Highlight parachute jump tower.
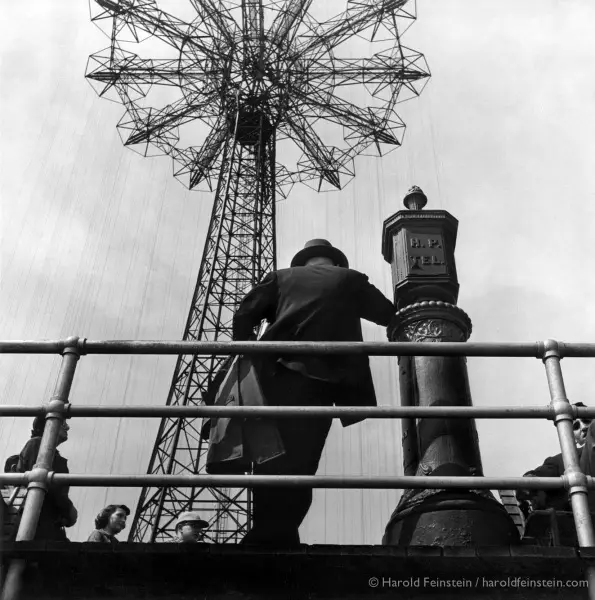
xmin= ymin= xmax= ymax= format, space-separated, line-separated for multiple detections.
xmin=86 ymin=0 xmax=429 ymax=543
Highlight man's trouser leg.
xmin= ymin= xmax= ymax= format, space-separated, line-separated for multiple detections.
xmin=243 ymin=366 xmax=334 ymax=545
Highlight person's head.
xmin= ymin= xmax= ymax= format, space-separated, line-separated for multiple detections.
xmin=94 ymin=504 xmax=130 ymax=535
xmin=4 ymin=455 xmax=19 ymax=473
xmin=290 ymin=239 xmax=349 ymax=269
xmin=31 ymin=416 xmax=70 ymax=445
xmin=174 ymin=511 xmax=208 ymax=543
xmin=31 ymin=416 xmax=45 ymax=438
xmin=57 ymin=420 xmax=70 ymax=445
xmin=573 ymin=402 xmax=591 ymax=447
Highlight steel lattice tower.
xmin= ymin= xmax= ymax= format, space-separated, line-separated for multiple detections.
xmin=86 ymin=0 xmax=429 ymax=542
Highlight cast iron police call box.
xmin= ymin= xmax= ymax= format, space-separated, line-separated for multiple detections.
xmin=382 ymin=186 xmax=459 ymax=310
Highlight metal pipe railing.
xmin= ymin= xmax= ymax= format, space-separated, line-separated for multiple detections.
xmin=2 ymin=404 xmax=595 ymax=419
xmin=4 ymin=338 xmax=595 ymax=357
xmin=0 ymin=472 xmax=584 ymax=490
xmin=2 ymin=336 xmax=595 ymax=600
xmin=3 ymin=338 xmax=595 ymax=357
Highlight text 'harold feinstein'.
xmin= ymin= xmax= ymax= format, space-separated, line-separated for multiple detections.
xmin=367 ymin=577 xmax=587 ymax=589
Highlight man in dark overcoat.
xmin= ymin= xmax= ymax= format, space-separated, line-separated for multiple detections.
xmin=16 ymin=416 xmax=78 ymax=540
xmin=232 ymin=239 xmax=395 ymax=546
xmin=517 ymin=402 xmax=595 ymax=513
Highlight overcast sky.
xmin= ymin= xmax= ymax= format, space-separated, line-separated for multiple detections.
xmin=2 ymin=0 xmax=595 ymax=544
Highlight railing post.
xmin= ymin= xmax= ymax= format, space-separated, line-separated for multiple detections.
xmin=1 ymin=337 xmax=80 ymax=600
xmin=542 ymin=338 xmax=595 ymax=595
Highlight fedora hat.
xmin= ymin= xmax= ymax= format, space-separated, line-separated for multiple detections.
xmin=290 ymin=239 xmax=349 ymax=268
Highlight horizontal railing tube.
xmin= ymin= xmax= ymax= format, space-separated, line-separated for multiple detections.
xmin=0 ymin=472 xmax=590 ymax=490
xmin=81 ymin=340 xmax=547 ymax=356
xmin=0 ymin=341 xmax=73 ymax=354
xmin=3 ymin=405 xmax=595 ymax=419
xmin=0 ymin=339 xmax=545 ymax=356
xmin=2 ymin=405 xmax=592 ymax=419
xmin=2 ymin=338 xmax=595 ymax=357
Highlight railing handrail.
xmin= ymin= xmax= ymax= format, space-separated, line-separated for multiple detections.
xmin=0 ymin=404 xmax=594 ymax=419
xmin=2 ymin=338 xmax=595 ymax=357
xmin=0 ymin=472 xmax=587 ymax=490
xmin=3 ymin=335 xmax=595 ymax=600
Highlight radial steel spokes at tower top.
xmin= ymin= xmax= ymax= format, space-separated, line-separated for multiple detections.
xmin=86 ymin=0 xmax=429 ymax=194
xmin=85 ymin=0 xmax=428 ymax=544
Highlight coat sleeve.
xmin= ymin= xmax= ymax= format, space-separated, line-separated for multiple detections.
xmin=51 ymin=481 xmax=77 ymax=526
xmin=524 ymin=455 xmax=564 ymax=478
xmin=516 ymin=455 xmax=563 ymax=503
xmin=355 ymin=273 xmax=395 ymax=327
xmin=17 ymin=438 xmax=76 ymax=525
xmin=232 ymin=272 xmax=278 ymax=341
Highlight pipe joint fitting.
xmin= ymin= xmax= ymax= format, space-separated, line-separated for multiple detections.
xmin=563 ymin=467 xmax=589 ymax=493
xmin=552 ymin=399 xmax=574 ymax=424
xmin=43 ymin=399 xmax=68 ymax=418
xmin=542 ymin=338 xmax=561 ymax=362
xmin=61 ymin=336 xmax=82 ymax=357
xmin=26 ymin=467 xmax=51 ymax=490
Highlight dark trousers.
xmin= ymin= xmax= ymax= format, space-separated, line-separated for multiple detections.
xmin=241 ymin=365 xmax=337 ymax=546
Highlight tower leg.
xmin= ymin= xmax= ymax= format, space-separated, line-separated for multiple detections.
xmin=128 ymin=133 xmax=276 ymax=543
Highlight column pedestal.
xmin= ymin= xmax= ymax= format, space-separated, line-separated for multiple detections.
xmin=382 ymin=302 xmax=519 ymax=546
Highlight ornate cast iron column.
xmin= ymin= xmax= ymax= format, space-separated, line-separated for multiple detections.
xmin=381 ymin=187 xmax=519 ymax=546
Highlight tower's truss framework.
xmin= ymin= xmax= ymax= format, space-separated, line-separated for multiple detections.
xmin=86 ymin=0 xmax=429 ymax=542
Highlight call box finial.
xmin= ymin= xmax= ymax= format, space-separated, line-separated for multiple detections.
xmin=403 ymin=186 xmax=428 ymax=210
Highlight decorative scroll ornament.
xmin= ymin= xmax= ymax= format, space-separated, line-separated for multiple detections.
xmin=400 ymin=318 xmax=466 ymax=343
xmin=388 ymin=300 xmax=472 ymax=342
